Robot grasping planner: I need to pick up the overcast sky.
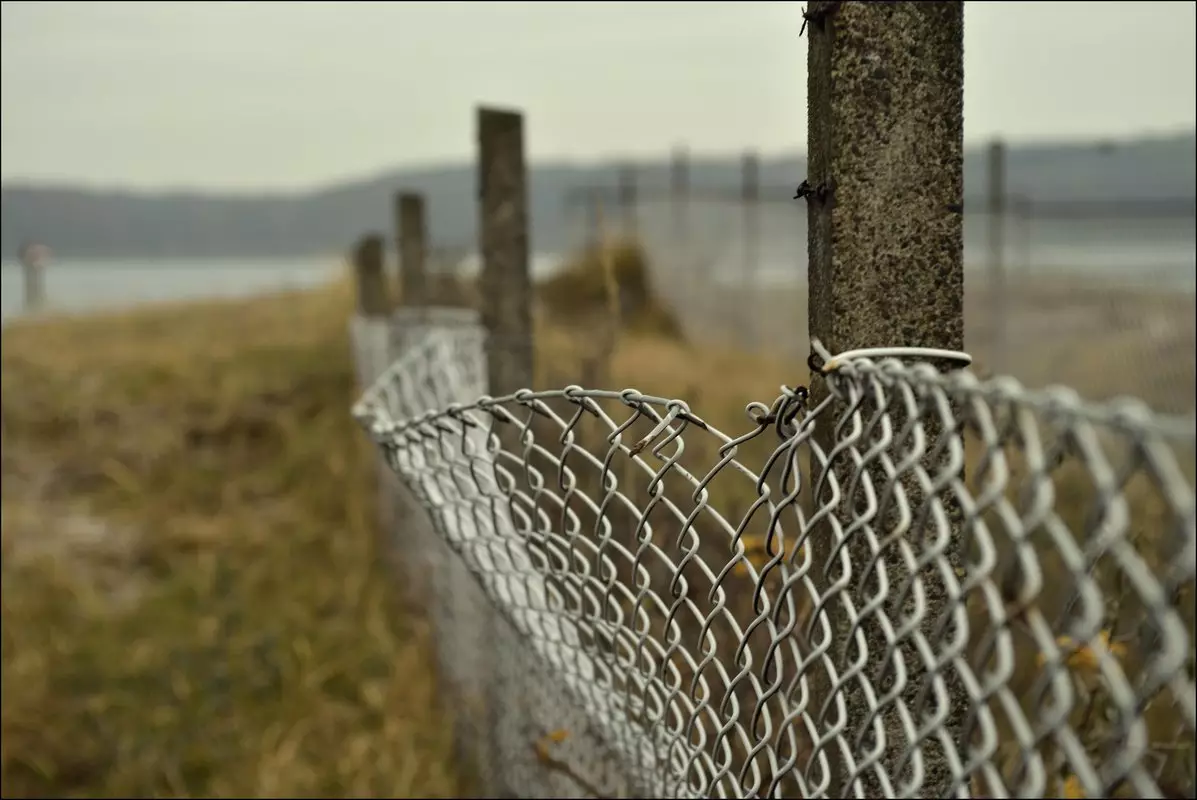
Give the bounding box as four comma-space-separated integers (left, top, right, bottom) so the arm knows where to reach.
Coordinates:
1, 1, 1194, 192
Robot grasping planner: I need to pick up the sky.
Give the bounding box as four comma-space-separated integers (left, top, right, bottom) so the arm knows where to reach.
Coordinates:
1, 1, 1194, 192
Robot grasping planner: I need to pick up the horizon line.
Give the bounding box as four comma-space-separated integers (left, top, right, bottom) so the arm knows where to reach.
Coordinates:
2, 125, 1193, 198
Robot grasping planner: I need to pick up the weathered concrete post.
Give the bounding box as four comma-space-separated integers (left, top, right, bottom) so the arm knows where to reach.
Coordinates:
670, 145, 693, 324
670, 145, 690, 245
742, 151, 761, 348
396, 192, 428, 309
618, 163, 638, 237
479, 106, 535, 397
587, 187, 605, 249
349, 231, 404, 605
987, 139, 1008, 373
352, 233, 389, 318
476, 104, 534, 797
805, 2, 968, 796
18, 242, 48, 313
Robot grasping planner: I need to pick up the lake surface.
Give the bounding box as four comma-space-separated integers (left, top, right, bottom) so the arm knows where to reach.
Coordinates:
2, 222, 1193, 325
1, 257, 341, 324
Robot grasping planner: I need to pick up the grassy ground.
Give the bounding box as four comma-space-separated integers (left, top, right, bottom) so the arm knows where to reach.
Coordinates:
1, 281, 461, 798
2, 255, 1192, 798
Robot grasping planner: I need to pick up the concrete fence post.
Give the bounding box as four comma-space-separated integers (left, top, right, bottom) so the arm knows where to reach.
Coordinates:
742, 150, 761, 349
18, 243, 48, 313
477, 104, 534, 797
987, 139, 1008, 373
670, 145, 693, 323
349, 231, 406, 613
352, 233, 389, 319
618, 163, 638, 237
478, 106, 535, 396
805, 2, 968, 796
587, 187, 605, 249
1013, 194, 1032, 278
396, 192, 428, 309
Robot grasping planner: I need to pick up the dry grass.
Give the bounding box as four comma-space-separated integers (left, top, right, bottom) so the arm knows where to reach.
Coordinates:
1, 281, 462, 799
1, 244, 1192, 798
0, 251, 793, 799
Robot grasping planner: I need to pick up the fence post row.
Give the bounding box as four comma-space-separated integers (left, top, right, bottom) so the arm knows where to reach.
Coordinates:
806, 1, 968, 796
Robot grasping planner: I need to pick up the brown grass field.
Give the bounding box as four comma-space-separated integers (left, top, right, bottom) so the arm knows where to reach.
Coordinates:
1, 248, 1193, 798
1, 281, 464, 798
0, 266, 799, 798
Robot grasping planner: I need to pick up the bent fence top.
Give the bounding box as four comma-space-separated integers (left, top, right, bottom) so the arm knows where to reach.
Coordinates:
351, 307, 1196, 799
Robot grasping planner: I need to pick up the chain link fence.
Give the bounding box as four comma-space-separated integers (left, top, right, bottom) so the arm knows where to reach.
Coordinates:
351, 306, 1196, 799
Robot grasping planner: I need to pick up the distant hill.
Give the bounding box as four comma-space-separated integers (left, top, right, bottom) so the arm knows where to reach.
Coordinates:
2, 131, 1193, 260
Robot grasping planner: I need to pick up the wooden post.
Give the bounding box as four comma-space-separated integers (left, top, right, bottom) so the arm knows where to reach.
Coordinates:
805, 2, 967, 796
396, 192, 428, 309
617, 163, 638, 237
987, 139, 1008, 373
742, 151, 761, 348
353, 233, 389, 318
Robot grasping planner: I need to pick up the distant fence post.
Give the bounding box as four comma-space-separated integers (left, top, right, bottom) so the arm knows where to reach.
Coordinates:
806, 2, 967, 796
670, 145, 693, 319
587, 187, 604, 248
349, 231, 401, 599
396, 192, 428, 309
742, 150, 761, 348
478, 106, 535, 393
18, 243, 48, 313
353, 233, 389, 318
987, 139, 1008, 372
618, 163, 638, 237
476, 104, 534, 797
1012, 193, 1032, 277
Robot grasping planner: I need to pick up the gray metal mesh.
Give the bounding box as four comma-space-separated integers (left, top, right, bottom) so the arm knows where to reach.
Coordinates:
352, 308, 1196, 799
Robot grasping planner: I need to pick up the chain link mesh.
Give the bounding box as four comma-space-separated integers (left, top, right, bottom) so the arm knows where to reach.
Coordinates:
352, 308, 1195, 799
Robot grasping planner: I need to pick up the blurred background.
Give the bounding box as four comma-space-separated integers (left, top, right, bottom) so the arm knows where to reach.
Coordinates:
1, 2, 1194, 798
3, 2, 1194, 411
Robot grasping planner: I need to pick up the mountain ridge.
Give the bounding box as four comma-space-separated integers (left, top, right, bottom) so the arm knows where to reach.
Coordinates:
3, 131, 1193, 259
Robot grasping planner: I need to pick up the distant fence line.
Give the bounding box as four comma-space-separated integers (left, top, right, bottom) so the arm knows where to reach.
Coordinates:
565, 182, 1197, 218
558, 144, 1196, 418
347, 4, 1195, 798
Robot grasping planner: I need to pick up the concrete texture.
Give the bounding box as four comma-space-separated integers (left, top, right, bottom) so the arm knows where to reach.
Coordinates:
805, 2, 969, 796
477, 106, 534, 397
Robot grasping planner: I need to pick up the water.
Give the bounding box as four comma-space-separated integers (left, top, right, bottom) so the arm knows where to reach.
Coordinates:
2, 221, 1193, 326
625, 202, 1197, 291
1, 257, 340, 324
0, 253, 585, 325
